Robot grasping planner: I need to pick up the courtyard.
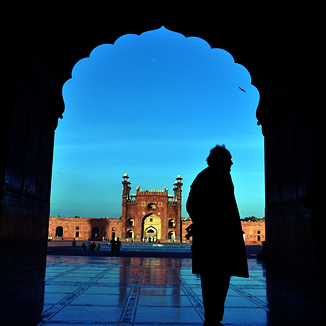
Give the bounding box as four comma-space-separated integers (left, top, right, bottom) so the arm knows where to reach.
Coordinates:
1, 243, 324, 325
1, 251, 312, 326
43, 256, 270, 325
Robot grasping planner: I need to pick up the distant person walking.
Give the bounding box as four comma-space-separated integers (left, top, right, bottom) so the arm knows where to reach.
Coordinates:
116, 237, 122, 255
72, 238, 76, 250
86, 239, 90, 251
186, 145, 248, 326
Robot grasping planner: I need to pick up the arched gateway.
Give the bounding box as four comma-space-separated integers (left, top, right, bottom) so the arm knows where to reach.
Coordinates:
3, 18, 322, 324
145, 226, 157, 241
143, 214, 161, 241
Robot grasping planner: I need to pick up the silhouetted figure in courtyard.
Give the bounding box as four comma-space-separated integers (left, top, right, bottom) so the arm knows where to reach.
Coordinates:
116, 237, 122, 255
110, 238, 116, 255
186, 145, 248, 326
90, 242, 96, 251
72, 238, 76, 250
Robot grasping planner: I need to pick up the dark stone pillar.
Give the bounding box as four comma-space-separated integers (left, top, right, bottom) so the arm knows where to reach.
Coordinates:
1, 32, 66, 279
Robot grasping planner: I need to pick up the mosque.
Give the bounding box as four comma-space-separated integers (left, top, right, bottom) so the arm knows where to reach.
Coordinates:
48, 174, 265, 244
48, 174, 186, 242
121, 173, 183, 241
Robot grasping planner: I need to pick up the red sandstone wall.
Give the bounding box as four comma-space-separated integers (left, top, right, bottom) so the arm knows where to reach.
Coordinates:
48, 217, 265, 244
182, 218, 192, 243
241, 221, 266, 244
48, 216, 122, 240
180, 218, 265, 245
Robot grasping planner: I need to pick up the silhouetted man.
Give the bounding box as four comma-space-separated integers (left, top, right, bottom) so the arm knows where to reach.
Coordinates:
186, 145, 248, 326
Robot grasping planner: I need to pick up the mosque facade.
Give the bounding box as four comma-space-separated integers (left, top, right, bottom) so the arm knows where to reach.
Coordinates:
48, 174, 265, 244
121, 173, 183, 242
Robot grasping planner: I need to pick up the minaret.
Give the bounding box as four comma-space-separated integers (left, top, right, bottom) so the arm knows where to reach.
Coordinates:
122, 173, 131, 203
121, 173, 131, 239
173, 174, 183, 242
173, 174, 183, 202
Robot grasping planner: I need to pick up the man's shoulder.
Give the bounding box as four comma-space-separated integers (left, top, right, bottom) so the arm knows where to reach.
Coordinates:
196, 167, 211, 178
191, 167, 212, 186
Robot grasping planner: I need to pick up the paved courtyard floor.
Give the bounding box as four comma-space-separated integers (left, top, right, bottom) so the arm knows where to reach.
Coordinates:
2, 253, 323, 325
37, 256, 283, 326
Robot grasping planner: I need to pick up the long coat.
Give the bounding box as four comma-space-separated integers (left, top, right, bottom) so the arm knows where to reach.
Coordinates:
186, 167, 249, 278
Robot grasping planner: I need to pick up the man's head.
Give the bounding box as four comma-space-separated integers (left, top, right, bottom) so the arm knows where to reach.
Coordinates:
206, 145, 233, 171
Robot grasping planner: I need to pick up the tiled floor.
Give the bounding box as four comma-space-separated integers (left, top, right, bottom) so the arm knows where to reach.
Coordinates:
37, 256, 274, 326
1, 255, 323, 325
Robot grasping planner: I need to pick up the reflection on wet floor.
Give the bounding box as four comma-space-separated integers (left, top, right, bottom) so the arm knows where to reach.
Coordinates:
0, 256, 324, 325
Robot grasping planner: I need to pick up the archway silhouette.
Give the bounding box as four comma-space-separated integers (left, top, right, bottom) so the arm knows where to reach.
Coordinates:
52, 27, 262, 221
3, 17, 321, 324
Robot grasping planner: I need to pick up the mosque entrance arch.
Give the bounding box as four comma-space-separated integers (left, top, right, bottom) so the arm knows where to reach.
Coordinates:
142, 213, 161, 241
145, 226, 157, 242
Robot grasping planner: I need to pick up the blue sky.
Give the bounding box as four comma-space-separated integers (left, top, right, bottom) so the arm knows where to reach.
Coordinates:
50, 27, 264, 219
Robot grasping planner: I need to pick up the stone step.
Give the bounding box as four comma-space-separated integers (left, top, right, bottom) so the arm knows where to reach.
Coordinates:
102, 243, 192, 253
